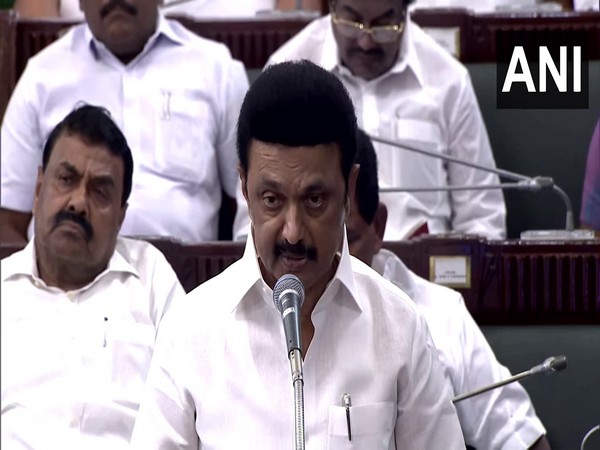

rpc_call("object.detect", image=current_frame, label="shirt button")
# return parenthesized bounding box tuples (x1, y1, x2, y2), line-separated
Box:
(66, 292, 76, 301)
(33, 279, 43, 288)
(69, 416, 79, 428)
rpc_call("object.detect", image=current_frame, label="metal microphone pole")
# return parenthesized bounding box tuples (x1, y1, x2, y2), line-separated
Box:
(290, 349, 305, 450)
(453, 355, 567, 403)
(369, 134, 575, 231)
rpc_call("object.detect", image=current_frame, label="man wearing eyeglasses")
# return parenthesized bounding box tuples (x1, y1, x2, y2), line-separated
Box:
(267, 0, 507, 242)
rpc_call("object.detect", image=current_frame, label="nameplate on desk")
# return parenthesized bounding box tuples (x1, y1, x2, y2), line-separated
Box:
(429, 256, 471, 288)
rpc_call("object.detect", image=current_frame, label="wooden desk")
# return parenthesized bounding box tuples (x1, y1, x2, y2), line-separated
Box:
(3, 236, 598, 325)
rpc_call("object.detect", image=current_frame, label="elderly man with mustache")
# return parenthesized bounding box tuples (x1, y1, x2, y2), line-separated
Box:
(1, 0, 250, 245)
(0, 105, 185, 449)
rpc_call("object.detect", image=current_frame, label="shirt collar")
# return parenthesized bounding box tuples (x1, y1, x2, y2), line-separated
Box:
(323, 14, 424, 88)
(2, 237, 140, 290)
(82, 12, 185, 61)
(231, 227, 362, 313)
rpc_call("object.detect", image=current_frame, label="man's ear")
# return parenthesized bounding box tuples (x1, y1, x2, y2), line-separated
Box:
(32, 167, 44, 216)
(238, 164, 249, 203)
(346, 163, 360, 214)
(119, 203, 128, 228)
(373, 202, 387, 253)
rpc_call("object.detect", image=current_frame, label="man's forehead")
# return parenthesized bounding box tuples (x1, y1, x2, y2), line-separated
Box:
(49, 135, 123, 173)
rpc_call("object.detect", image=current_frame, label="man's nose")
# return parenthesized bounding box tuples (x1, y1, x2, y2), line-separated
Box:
(281, 205, 305, 245)
(356, 30, 378, 51)
(66, 183, 89, 217)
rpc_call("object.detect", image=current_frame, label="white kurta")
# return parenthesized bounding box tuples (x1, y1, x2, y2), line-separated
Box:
(1, 237, 185, 449)
(1, 14, 249, 243)
(130, 234, 465, 449)
(373, 248, 547, 449)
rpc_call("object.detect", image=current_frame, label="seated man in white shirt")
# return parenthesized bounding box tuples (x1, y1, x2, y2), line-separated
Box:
(345, 128, 551, 450)
(1, 105, 185, 449)
(1, 0, 250, 244)
(268, 0, 507, 240)
(130, 60, 465, 448)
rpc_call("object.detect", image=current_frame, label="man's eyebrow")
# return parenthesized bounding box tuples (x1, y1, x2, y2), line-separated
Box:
(256, 178, 282, 192)
(57, 161, 80, 175)
(304, 181, 330, 193)
(91, 175, 116, 188)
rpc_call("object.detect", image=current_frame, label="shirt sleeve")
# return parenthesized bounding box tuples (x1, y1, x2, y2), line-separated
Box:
(149, 247, 187, 328)
(395, 311, 466, 449)
(452, 297, 546, 449)
(216, 58, 249, 199)
(1, 65, 44, 212)
(446, 71, 507, 239)
(130, 304, 199, 450)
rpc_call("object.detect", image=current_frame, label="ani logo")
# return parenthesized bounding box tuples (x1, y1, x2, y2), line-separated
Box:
(497, 39, 588, 109)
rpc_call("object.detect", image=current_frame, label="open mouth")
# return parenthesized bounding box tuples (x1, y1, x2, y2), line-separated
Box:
(281, 254, 308, 271)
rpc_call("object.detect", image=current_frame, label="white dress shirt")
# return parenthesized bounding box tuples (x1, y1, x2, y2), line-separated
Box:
(1, 237, 185, 449)
(130, 233, 465, 449)
(1, 14, 249, 243)
(373, 248, 547, 449)
(268, 16, 507, 240)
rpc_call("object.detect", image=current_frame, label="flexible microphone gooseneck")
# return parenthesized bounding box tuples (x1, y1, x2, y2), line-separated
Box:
(368, 134, 574, 231)
(453, 355, 567, 403)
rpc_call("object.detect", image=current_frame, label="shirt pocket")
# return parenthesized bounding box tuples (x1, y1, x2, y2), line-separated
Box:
(104, 321, 156, 390)
(327, 401, 395, 450)
(153, 88, 217, 184)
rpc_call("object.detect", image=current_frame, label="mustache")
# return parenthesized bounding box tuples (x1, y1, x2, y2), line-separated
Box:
(100, 0, 137, 18)
(54, 210, 94, 241)
(275, 240, 317, 261)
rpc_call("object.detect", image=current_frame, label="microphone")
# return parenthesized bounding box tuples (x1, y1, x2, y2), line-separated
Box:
(273, 274, 305, 381)
(452, 355, 567, 403)
(368, 134, 575, 231)
(273, 274, 307, 449)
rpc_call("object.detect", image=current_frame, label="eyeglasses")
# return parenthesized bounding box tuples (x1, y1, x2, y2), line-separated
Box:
(331, 13, 405, 44)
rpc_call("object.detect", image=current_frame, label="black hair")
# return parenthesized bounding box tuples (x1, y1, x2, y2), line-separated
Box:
(236, 60, 357, 184)
(42, 104, 134, 207)
(355, 128, 379, 225)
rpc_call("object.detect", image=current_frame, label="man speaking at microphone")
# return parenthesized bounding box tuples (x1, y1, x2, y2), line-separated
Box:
(131, 60, 465, 448)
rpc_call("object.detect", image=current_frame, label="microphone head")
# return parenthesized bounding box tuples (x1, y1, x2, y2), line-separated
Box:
(273, 274, 305, 312)
(550, 355, 567, 372)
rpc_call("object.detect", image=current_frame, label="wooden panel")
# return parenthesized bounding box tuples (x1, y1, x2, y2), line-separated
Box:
(0, 9, 17, 120)
(3, 237, 598, 324)
(167, 15, 311, 69)
(385, 236, 600, 325)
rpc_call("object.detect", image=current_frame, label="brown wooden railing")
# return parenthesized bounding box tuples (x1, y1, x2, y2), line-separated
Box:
(2, 236, 598, 325)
